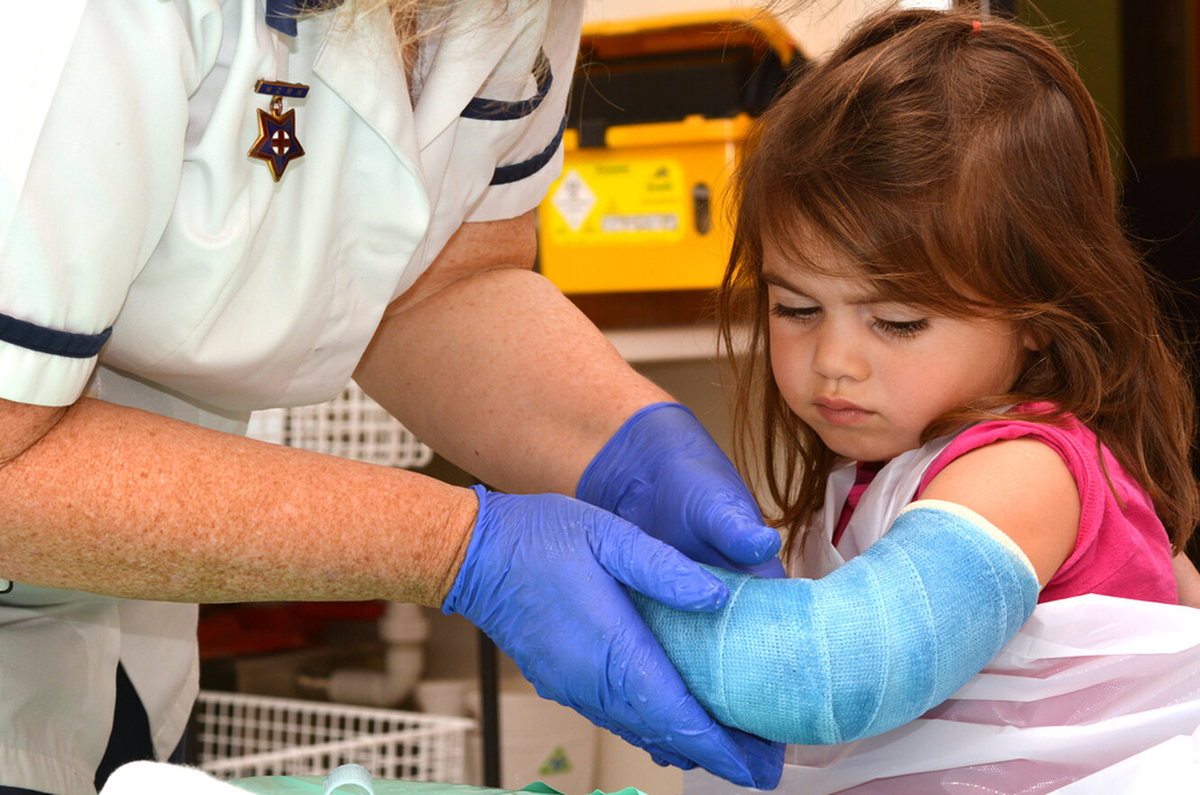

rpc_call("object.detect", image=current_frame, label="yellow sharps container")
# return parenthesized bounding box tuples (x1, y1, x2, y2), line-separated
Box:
(537, 10, 802, 298)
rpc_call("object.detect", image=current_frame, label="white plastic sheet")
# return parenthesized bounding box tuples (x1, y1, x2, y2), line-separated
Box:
(685, 594, 1200, 794)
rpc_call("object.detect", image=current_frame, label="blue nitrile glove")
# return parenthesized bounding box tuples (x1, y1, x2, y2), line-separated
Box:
(443, 486, 785, 790)
(578, 403, 785, 578)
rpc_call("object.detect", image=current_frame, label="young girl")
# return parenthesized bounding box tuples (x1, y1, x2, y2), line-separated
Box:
(636, 6, 1200, 791)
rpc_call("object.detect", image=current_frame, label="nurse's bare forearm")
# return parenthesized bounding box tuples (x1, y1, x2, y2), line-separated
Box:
(356, 266, 669, 496)
(0, 397, 476, 605)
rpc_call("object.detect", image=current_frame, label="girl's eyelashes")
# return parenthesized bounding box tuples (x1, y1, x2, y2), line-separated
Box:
(770, 302, 929, 339)
(771, 303, 821, 321)
(873, 317, 929, 338)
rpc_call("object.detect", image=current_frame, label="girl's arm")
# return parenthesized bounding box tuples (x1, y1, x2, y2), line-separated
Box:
(919, 437, 1080, 585)
(635, 501, 1039, 744)
(1175, 552, 1200, 608)
(634, 439, 1077, 745)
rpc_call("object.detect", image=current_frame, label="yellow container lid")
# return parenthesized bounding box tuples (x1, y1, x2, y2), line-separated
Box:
(580, 9, 798, 68)
(562, 114, 755, 152)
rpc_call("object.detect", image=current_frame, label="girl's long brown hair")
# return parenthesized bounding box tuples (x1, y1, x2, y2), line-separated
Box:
(719, 6, 1198, 557)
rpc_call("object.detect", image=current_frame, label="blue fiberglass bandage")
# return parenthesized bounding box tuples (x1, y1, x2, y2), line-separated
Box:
(633, 500, 1040, 744)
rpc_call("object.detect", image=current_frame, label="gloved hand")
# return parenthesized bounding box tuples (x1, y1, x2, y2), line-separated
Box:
(443, 486, 784, 790)
(578, 402, 785, 578)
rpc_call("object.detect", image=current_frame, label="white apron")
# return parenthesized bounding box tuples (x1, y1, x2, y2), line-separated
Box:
(685, 435, 1200, 793)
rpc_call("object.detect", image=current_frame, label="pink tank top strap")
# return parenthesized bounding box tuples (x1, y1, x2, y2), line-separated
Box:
(916, 407, 1174, 603)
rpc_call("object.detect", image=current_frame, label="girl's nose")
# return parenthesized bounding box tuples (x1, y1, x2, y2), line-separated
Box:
(811, 323, 870, 382)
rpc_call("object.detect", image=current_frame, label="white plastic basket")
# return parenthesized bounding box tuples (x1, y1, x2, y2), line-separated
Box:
(194, 690, 474, 781)
(247, 383, 434, 470)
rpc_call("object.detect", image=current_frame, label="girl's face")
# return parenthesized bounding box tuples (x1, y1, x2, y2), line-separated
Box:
(764, 236, 1034, 462)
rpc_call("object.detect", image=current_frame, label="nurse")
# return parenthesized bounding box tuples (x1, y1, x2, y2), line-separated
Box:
(0, 2, 783, 794)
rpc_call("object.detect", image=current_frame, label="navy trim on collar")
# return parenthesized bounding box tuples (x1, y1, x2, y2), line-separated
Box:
(461, 51, 552, 121)
(266, 0, 338, 36)
(265, 0, 300, 36)
(490, 113, 567, 185)
(0, 313, 112, 359)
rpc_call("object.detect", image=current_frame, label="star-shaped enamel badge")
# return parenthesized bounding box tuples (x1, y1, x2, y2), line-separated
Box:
(248, 79, 309, 181)
(249, 106, 305, 181)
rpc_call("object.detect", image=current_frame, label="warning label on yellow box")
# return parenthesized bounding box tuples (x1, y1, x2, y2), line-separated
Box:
(547, 159, 686, 245)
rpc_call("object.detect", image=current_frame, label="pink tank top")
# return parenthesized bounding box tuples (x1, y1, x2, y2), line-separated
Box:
(916, 410, 1176, 604)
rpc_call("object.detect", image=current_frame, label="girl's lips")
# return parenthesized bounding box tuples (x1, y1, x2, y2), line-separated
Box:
(814, 398, 873, 426)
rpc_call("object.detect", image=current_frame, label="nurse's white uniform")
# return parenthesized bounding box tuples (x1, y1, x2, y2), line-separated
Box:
(0, 2, 581, 792)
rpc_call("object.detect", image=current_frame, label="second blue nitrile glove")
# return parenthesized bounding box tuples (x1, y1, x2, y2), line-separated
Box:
(442, 486, 784, 789)
(577, 403, 784, 578)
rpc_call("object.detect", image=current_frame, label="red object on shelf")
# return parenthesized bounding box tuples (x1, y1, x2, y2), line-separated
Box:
(198, 602, 387, 661)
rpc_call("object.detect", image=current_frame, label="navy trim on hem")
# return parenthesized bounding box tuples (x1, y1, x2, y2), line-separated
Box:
(0, 313, 112, 359)
(489, 114, 567, 186)
(461, 51, 552, 121)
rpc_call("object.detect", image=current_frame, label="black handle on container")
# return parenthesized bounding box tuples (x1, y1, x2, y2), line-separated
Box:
(693, 183, 712, 235)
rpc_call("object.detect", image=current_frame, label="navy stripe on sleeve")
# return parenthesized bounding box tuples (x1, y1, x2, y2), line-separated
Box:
(0, 312, 112, 359)
(461, 51, 552, 121)
(489, 114, 567, 186)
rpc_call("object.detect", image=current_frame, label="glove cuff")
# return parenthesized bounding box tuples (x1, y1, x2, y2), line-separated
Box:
(440, 484, 490, 617)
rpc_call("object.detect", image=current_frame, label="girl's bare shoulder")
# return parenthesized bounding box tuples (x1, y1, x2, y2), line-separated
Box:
(920, 438, 1079, 585)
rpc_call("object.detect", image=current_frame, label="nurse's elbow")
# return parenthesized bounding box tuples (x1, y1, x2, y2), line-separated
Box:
(0, 398, 70, 470)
